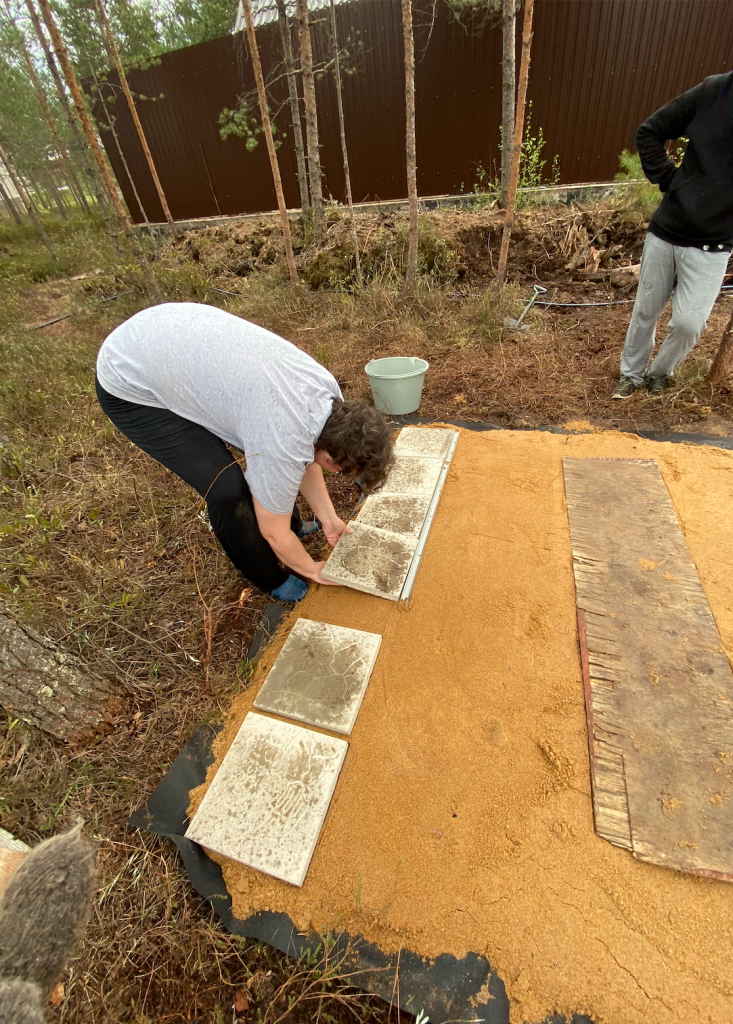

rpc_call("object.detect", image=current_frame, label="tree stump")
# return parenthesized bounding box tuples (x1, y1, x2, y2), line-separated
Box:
(708, 309, 733, 386)
(0, 612, 125, 744)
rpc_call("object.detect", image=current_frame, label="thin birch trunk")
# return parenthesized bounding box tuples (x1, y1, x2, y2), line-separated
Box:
(36, 0, 160, 299)
(401, 0, 418, 287)
(0, 176, 22, 224)
(93, 72, 151, 226)
(329, 0, 361, 288)
(0, 142, 57, 257)
(241, 0, 298, 283)
(276, 0, 310, 216)
(24, 0, 98, 214)
(95, 0, 177, 236)
(500, 0, 516, 208)
(295, 0, 324, 239)
(495, 0, 534, 285)
(708, 309, 733, 385)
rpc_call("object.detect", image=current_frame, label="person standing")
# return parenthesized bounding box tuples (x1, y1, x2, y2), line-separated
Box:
(96, 303, 394, 602)
(612, 72, 732, 399)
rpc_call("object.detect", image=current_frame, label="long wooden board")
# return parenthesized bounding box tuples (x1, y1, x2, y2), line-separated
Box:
(563, 457, 733, 879)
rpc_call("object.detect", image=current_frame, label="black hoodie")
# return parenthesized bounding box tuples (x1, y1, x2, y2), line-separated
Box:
(636, 72, 733, 251)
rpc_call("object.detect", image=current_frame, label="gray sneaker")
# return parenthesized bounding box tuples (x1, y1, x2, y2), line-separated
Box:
(611, 377, 639, 400)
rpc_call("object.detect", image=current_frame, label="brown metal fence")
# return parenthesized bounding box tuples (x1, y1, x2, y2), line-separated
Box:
(96, 0, 733, 224)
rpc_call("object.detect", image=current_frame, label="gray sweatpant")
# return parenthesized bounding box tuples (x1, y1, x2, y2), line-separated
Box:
(620, 232, 730, 384)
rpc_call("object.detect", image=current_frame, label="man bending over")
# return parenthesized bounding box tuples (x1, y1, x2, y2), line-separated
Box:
(96, 302, 394, 602)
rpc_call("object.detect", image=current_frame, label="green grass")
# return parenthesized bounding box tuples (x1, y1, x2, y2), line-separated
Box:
(614, 150, 661, 219)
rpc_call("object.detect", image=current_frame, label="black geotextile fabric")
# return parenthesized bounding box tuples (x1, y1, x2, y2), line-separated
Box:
(127, 424, 731, 1021)
(127, 724, 595, 1024)
(128, 603, 593, 1024)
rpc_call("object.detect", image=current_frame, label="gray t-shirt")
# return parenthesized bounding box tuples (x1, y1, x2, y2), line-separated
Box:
(96, 302, 342, 515)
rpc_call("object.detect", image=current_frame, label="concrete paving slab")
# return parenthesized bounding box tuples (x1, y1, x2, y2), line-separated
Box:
(321, 521, 417, 599)
(357, 493, 431, 539)
(185, 712, 347, 887)
(393, 427, 454, 460)
(378, 455, 443, 496)
(254, 619, 382, 734)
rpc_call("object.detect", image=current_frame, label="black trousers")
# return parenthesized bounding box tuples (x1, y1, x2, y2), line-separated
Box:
(96, 378, 300, 592)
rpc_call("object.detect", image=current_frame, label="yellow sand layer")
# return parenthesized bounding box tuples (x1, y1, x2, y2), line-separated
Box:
(190, 428, 733, 1024)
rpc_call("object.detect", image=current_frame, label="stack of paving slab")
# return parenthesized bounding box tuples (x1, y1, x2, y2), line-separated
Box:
(185, 427, 457, 888)
(322, 426, 458, 600)
(186, 618, 381, 886)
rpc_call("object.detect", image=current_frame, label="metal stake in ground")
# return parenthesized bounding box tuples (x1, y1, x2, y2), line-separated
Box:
(504, 283, 547, 331)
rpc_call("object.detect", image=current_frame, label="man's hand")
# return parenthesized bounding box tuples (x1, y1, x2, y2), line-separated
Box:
(322, 518, 353, 547)
(305, 560, 341, 586)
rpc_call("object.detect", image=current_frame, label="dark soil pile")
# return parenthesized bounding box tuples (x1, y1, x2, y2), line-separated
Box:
(167, 201, 651, 294)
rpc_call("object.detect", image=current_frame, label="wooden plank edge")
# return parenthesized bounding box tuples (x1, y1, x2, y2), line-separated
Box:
(577, 608, 633, 851)
(632, 849, 733, 884)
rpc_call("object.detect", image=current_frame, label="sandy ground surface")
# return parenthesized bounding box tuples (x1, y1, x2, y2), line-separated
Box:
(190, 428, 733, 1024)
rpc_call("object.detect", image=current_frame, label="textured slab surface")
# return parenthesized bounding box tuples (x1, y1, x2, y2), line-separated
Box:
(254, 619, 382, 734)
(378, 455, 443, 496)
(564, 457, 733, 879)
(185, 713, 347, 886)
(357, 493, 432, 539)
(393, 427, 454, 460)
(321, 521, 416, 599)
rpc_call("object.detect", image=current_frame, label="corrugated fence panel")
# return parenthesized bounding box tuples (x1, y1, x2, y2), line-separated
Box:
(95, 0, 733, 223)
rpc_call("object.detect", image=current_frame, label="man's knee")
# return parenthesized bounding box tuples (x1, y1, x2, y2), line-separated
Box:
(669, 310, 708, 340)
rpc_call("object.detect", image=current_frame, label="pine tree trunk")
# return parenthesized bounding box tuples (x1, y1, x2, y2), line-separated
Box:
(241, 0, 298, 283)
(500, 0, 516, 208)
(25, 171, 48, 210)
(0, 610, 125, 744)
(41, 166, 67, 218)
(62, 168, 86, 209)
(329, 0, 362, 288)
(95, 0, 177, 236)
(496, 0, 534, 285)
(25, 0, 100, 215)
(0, 143, 57, 257)
(36, 0, 161, 300)
(0, 177, 22, 224)
(708, 309, 733, 385)
(295, 0, 324, 239)
(401, 0, 418, 287)
(4, 0, 89, 217)
(276, 0, 310, 217)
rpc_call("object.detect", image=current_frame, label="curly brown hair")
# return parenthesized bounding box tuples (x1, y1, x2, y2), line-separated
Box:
(316, 399, 395, 491)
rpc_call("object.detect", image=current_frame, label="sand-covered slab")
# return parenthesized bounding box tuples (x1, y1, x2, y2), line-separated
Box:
(253, 618, 381, 734)
(190, 428, 733, 1024)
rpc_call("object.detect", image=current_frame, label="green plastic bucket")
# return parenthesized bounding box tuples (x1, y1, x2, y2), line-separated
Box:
(365, 356, 429, 415)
